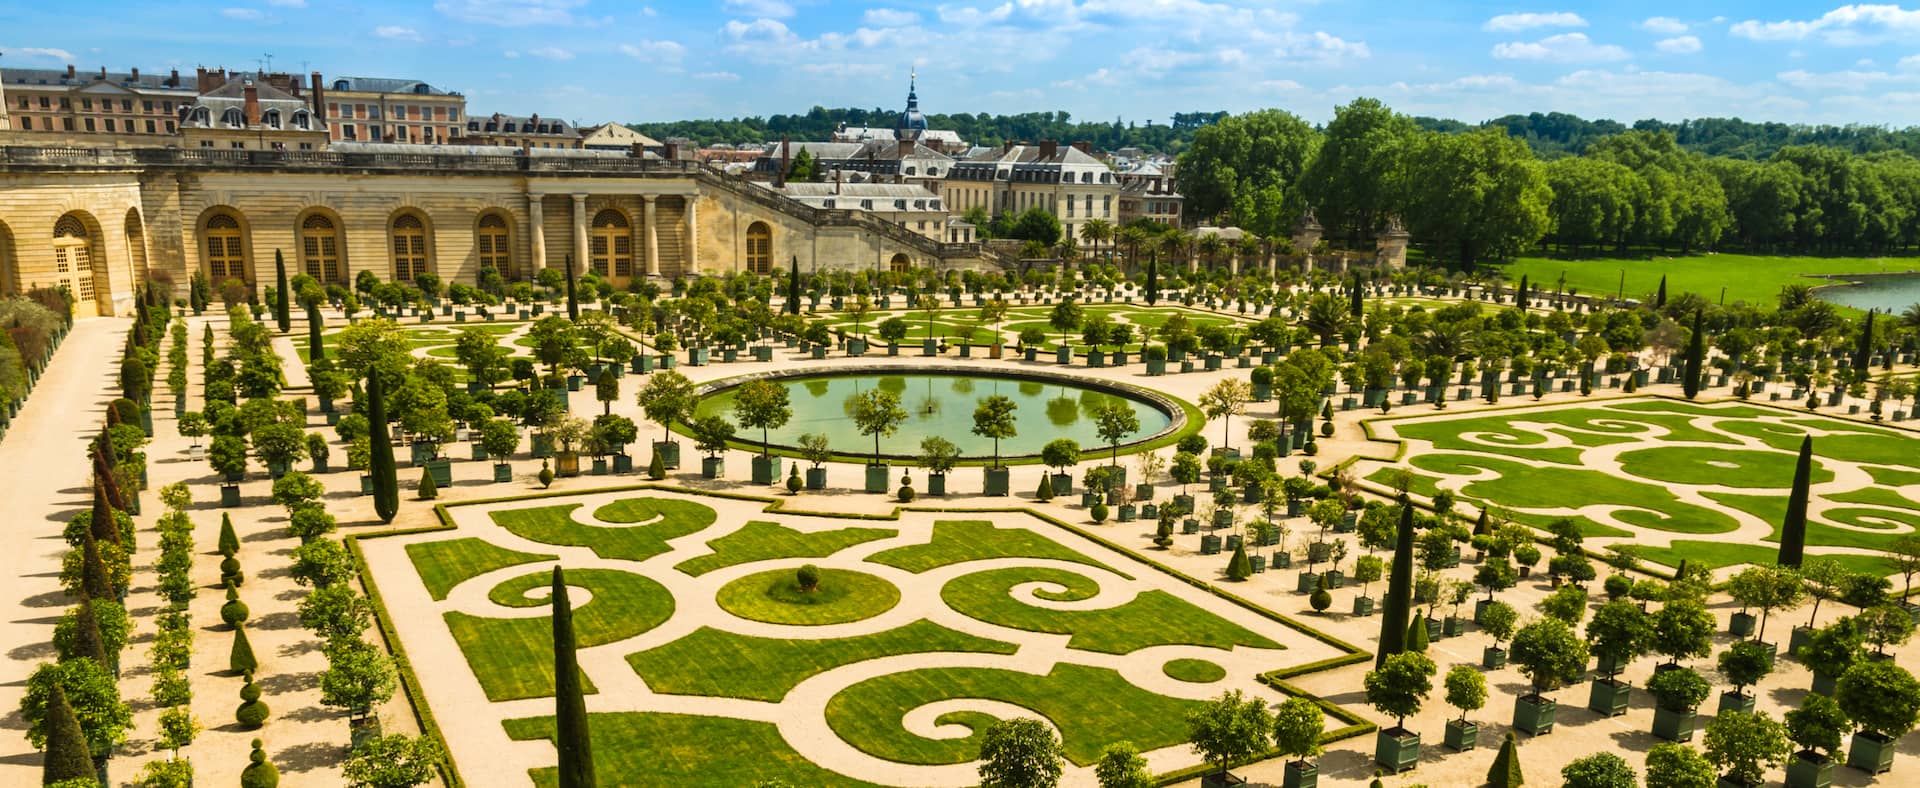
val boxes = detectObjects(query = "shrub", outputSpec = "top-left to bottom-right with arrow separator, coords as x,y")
235,675 -> 269,729
229,625 -> 258,674
239,738 -> 278,787
220,584 -> 249,627
416,467 -> 437,500
1561,753 -> 1637,788
1646,667 -> 1711,712
797,564 -> 820,592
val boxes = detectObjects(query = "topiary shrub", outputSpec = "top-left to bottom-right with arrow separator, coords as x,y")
220,583 -> 249,627
1311,586 -> 1332,613
239,738 -> 278,787
218,513 -> 240,557
220,555 -> 244,588
229,624 -> 258,674
416,467 -> 437,500
539,460 -> 556,488
1034,473 -> 1054,502
235,675 -> 270,729
647,451 -> 666,480
797,564 -> 821,592
1090,502 -> 1109,523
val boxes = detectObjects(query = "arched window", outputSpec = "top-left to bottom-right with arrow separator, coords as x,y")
221,108 -> 244,128
390,213 -> 430,282
476,213 -> 511,277
52,215 -> 94,302
745,222 -> 772,275
333,79 -> 350,91
589,209 -> 632,277
299,213 -> 342,283
889,253 -> 910,273
204,213 -> 247,282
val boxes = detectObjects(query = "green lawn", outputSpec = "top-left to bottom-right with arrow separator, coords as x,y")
626,620 -> 1017,702
940,566 -> 1280,654
867,520 -> 1120,576
1497,252 -> 1917,310
674,521 -> 896,577
1407,453 -> 1741,534
404,538 -> 555,601
1617,446 -> 1833,488
716,568 -> 901,625
445,568 -> 675,701
504,712 -> 887,788
1633,541 -> 1893,577
824,663 -> 1208,766
489,496 -> 717,562
1163,658 -> 1227,683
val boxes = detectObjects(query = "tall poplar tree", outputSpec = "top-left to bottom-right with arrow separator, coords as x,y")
1779,436 -> 1813,568
274,250 -> 291,333
1377,501 -> 1416,668
564,254 -> 580,321
1853,309 -> 1876,379
787,256 -> 801,315
1682,309 -> 1705,399
552,567 -> 596,787
368,374 -> 399,523
1144,254 -> 1159,305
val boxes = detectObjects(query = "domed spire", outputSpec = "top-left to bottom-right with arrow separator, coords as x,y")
898,68 -> 927,139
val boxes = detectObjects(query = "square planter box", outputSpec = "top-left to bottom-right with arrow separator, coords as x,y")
865,464 -> 891,493
1718,690 -> 1756,716
983,467 -> 1010,496
1812,671 -> 1838,697
1654,705 -> 1698,742
701,457 -> 725,479
1790,625 -> 1815,656
1444,719 -> 1478,751
805,467 -> 827,490
1589,678 -> 1632,717
1787,752 -> 1834,788
653,441 -> 681,470
1443,617 -> 1465,637
1513,694 -> 1557,735
1200,535 -> 1222,555
1352,596 -> 1375,616
613,454 -> 634,474
591,457 -> 609,476
492,464 -> 512,483
1281,760 -> 1317,788
1293,570 -> 1318,592
1483,646 -> 1507,669
1730,611 -> 1755,637
220,484 -> 242,507
1374,729 -> 1420,774
1846,731 -> 1895,774
425,458 -> 453,488
752,455 -> 782,484
927,474 -> 948,497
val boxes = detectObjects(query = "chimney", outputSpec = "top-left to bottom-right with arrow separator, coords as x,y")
664,142 -> 679,161
1040,139 -> 1058,160
898,138 -> 911,159
777,136 -> 790,187
631,142 -> 645,158
168,69 -> 180,88
834,169 -> 841,195
243,81 -> 260,126
66,64 -> 75,80
310,71 -> 326,119
98,66 -> 106,81
1002,138 -> 1015,154
1071,140 -> 1090,154
131,67 -> 139,82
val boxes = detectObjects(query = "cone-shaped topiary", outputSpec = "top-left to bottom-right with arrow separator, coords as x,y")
218,512 -> 240,557
646,451 -> 664,480
90,480 -> 118,547
221,583 -> 250,627
1377,501 -> 1416,668
230,624 -> 258,675
1035,473 -> 1054,502
67,596 -> 111,669
417,467 -> 438,500
240,737 -> 278,787
41,684 -> 94,785
236,674 -> 269,729
273,250 -> 291,333
1226,542 -> 1252,581
1487,731 -> 1522,787
79,527 -> 113,602
1406,611 -> 1430,653
551,567 -> 596,786
1778,436 -> 1812,569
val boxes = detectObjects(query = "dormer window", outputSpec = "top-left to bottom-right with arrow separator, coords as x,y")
263,109 -> 281,129
292,110 -> 311,130
413,84 -> 431,94
221,108 -> 245,128
333,79 -> 350,91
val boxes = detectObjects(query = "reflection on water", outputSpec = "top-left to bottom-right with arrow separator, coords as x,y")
1815,272 -> 1920,313
696,373 -> 1173,457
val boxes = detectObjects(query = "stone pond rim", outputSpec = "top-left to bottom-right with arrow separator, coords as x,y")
688,363 -> 1194,464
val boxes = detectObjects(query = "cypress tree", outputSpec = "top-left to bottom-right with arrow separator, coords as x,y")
68,596 -> 111,669
1656,275 -> 1668,308
1474,508 -> 1491,536
230,623 -> 258,674
368,374 -> 399,523
274,250 -> 291,333
564,254 -> 580,321
1145,253 -> 1159,305
1486,731 -> 1522,788
218,512 -> 240,557
552,567 -> 596,787
80,527 -> 113,601
1376,500 -> 1416,668
1517,275 -> 1529,308
306,297 -> 325,363
1681,309 -> 1705,400
787,255 -> 801,315
1350,280 -> 1363,317
41,684 -> 94,785
1779,436 -> 1813,568
1854,310 -> 1875,378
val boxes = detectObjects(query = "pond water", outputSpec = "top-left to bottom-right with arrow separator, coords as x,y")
694,372 -> 1175,459
1814,272 -> 1920,313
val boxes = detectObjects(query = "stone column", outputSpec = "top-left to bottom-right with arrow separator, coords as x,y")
683,195 -> 698,277
528,193 -> 547,271
642,195 -> 660,277
571,193 -> 588,274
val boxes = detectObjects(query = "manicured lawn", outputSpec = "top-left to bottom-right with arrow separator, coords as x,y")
446,568 -> 675,701
940,566 -> 1280,654
716,568 -> 901,625
1706,493 -> 1916,552
674,520 -> 896,577
868,520 -> 1121,576
626,620 -> 1018,702
405,537 -> 555,601
1163,658 -> 1227,683
1617,446 -> 1833,488
824,663 -> 1208,766
1633,540 -> 1892,577
1407,453 -> 1741,535
1497,252 -> 1916,309
505,712 -> 888,788
488,496 -> 717,561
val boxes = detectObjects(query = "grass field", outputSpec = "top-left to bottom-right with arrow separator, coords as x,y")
627,620 -> 1017,702
716,568 -> 902,625
866,520 -> 1120,575
940,566 -> 1281,654
505,712 -> 889,788
1497,252 -> 1920,310
489,496 -> 717,562
674,521 -> 896,577
446,568 -> 675,701
404,538 -> 555,601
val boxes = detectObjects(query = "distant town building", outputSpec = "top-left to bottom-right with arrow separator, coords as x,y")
319,74 -> 465,144
946,140 -> 1118,244
1115,159 -> 1183,227
1,63 -> 199,142
462,112 -> 579,149
176,74 -> 329,151
768,181 -> 951,244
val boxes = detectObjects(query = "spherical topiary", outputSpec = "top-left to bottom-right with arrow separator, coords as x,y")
785,465 -> 802,495
220,584 -> 250,627
539,460 -> 556,488
1311,587 -> 1332,613
235,674 -> 270,728
240,738 -> 279,788
1321,420 -> 1335,437
796,564 -> 821,592
1091,502 -> 1109,523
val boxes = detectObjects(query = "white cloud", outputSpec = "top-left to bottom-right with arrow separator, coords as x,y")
1483,12 -> 1587,32
1656,35 -> 1703,54
0,46 -> 75,61
434,0 -> 587,26
1257,79 -> 1305,91
1901,54 -> 1920,69
863,8 -> 919,27
265,0 -> 305,6
1053,68 -> 1119,89
1731,4 -> 1920,45
619,39 -> 684,63
221,7 -> 265,20
1492,32 -> 1630,63
1775,68 -> 1915,92
693,71 -> 741,81
937,3 -> 1014,26
724,17 -> 798,44
723,0 -> 794,18
1286,31 -> 1369,62
502,50 -> 520,58
375,25 -> 422,41
1642,16 -> 1688,34
527,46 -> 574,60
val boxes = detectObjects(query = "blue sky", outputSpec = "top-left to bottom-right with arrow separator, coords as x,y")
5,1 -> 1920,133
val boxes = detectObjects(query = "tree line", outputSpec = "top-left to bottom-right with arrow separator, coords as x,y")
628,107 -> 1212,153
1175,99 -> 1920,269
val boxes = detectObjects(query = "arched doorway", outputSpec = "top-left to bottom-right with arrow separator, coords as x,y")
298,212 -> 344,285
203,210 -> 250,288
590,209 -> 633,278
0,220 -> 16,297
390,212 -> 431,284
889,252 -> 911,273
52,213 -> 105,318
476,212 -> 512,280
745,221 -> 772,275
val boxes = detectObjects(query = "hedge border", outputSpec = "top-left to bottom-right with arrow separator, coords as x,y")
350,482 -> 1376,786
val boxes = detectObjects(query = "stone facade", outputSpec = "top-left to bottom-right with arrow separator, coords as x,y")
0,146 -> 999,318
